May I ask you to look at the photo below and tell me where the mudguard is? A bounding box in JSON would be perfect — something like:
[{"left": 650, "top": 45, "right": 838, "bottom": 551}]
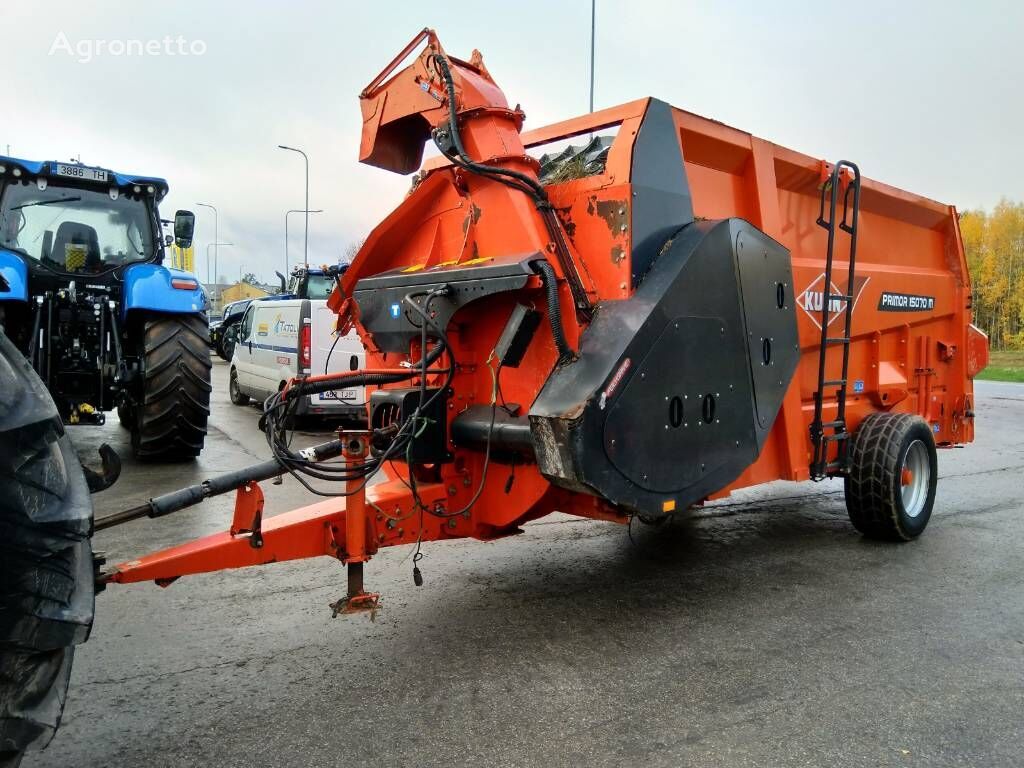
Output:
[
  {"left": 122, "top": 263, "right": 205, "bottom": 318},
  {"left": 0, "top": 248, "right": 28, "bottom": 302}
]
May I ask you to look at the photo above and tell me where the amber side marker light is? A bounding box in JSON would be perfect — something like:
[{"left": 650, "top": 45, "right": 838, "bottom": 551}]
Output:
[{"left": 171, "top": 278, "right": 199, "bottom": 290}]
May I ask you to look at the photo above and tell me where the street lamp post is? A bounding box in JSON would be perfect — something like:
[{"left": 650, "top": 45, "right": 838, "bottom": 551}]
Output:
[
  {"left": 285, "top": 208, "right": 323, "bottom": 274},
  {"left": 196, "top": 202, "right": 220, "bottom": 303},
  {"left": 205, "top": 241, "right": 233, "bottom": 311},
  {"left": 277, "top": 145, "right": 310, "bottom": 267},
  {"left": 589, "top": 0, "right": 596, "bottom": 112}
]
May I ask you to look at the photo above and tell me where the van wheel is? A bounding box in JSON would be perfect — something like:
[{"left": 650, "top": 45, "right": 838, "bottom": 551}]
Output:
[
  {"left": 844, "top": 412, "right": 937, "bottom": 541},
  {"left": 229, "top": 368, "right": 249, "bottom": 405},
  {"left": 0, "top": 331, "right": 94, "bottom": 762}
]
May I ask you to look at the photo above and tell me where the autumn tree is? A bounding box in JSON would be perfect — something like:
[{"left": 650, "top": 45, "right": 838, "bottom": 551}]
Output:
[{"left": 961, "top": 200, "right": 1024, "bottom": 349}]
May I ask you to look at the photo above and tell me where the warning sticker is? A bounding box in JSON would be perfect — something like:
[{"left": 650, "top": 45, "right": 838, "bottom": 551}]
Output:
[{"left": 878, "top": 292, "right": 935, "bottom": 312}]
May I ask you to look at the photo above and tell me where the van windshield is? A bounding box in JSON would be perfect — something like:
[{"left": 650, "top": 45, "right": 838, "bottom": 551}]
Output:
[{"left": 0, "top": 182, "right": 155, "bottom": 273}]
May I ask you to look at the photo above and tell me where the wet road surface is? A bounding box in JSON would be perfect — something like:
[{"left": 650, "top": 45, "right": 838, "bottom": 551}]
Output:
[{"left": 28, "top": 364, "right": 1024, "bottom": 767}]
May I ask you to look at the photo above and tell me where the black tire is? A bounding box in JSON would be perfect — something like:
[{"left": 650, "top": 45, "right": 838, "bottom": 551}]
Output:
[
  {"left": 229, "top": 367, "right": 249, "bottom": 405},
  {"left": 132, "top": 314, "right": 212, "bottom": 461},
  {"left": 844, "top": 412, "right": 937, "bottom": 541},
  {"left": 116, "top": 402, "right": 133, "bottom": 430},
  {"left": 0, "top": 331, "right": 94, "bottom": 761},
  {"left": 219, "top": 327, "right": 237, "bottom": 362}
]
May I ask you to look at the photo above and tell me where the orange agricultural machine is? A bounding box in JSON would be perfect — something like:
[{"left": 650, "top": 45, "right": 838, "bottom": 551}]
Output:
[{"left": 100, "top": 29, "right": 988, "bottom": 608}]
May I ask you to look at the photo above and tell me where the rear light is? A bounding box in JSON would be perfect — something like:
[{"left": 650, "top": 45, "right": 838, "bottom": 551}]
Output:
[
  {"left": 171, "top": 278, "right": 198, "bottom": 290},
  {"left": 300, "top": 324, "right": 311, "bottom": 370}
]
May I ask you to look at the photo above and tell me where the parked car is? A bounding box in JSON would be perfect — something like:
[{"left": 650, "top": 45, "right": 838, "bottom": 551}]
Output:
[
  {"left": 229, "top": 297, "right": 366, "bottom": 422},
  {"left": 206, "top": 312, "right": 223, "bottom": 346},
  {"left": 211, "top": 299, "right": 251, "bottom": 360}
]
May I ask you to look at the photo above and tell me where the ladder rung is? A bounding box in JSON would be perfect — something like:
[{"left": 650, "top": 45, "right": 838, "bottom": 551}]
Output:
[
  {"left": 827, "top": 293, "right": 853, "bottom": 301},
  {"left": 824, "top": 432, "right": 850, "bottom": 442},
  {"left": 826, "top": 461, "right": 846, "bottom": 471},
  {"left": 826, "top": 337, "right": 850, "bottom": 344},
  {"left": 822, "top": 378, "right": 846, "bottom": 386},
  {"left": 819, "top": 419, "right": 845, "bottom": 429}
]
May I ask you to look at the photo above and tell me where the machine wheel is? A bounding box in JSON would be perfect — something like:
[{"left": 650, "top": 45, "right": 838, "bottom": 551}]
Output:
[
  {"left": 0, "top": 331, "right": 94, "bottom": 763},
  {"left": 116, "top": 402, "right": 133, "bottom": 430},
  {"left": 844, "top": 412, "right": 937, "bottom": 541},
  {"left": 132, "top": 314, "right": 212, "bottom": 461},
  {"left": 218, "top": 326, "right": 238, "bottom": 362},
  {"left": 229, "top": 367, "right": 249, "bottom": 405}
]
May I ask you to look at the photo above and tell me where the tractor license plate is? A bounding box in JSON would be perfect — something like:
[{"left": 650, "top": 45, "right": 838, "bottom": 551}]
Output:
[
  {"left": 53, "top": 163, "right": 108, "bottom": 183},
  {"left": 318, "top": 389, "right": 357, "bottom": 402}
]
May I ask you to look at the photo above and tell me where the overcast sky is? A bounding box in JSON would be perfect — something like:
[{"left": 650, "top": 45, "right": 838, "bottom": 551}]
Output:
[{"left": 4, "top": 1, "right": 1021, "bottom": 284}]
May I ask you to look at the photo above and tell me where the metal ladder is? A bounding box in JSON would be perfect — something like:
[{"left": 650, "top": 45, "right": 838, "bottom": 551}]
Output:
[{"left": 809, "top": 160, "right": 862, "bottom": 480}]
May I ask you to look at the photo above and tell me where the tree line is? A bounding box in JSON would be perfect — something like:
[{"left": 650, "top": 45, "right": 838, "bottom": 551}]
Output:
[{"left": 961, "top": 200, "right": 1024, "bottom": 350}]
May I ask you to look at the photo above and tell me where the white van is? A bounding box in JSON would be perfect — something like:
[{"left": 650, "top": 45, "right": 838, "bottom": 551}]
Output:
[{"left": 228, "top": 298, "right": 366, "bottom": 421}]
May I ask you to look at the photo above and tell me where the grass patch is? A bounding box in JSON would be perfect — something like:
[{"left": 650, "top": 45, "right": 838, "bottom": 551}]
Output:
[{"left": 976, "top": 349, "right": 1024, "bottom": 382}]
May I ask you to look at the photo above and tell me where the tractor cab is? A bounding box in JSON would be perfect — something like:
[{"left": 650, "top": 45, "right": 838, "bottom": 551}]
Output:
[
  {"left": 276, "top": 263, "right": 346, "bottom": 300},
  {"left": 0, "top": 157, "right": 194, "bottom": 281},
  {"left": 0, "top": 156, "right": 211, "bottom": 460}
]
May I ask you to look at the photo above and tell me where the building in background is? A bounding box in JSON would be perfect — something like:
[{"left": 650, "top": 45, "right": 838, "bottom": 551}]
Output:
[
  {"left": 219, "top": 281, "right": 268, "bottom": 308},
  {"left": 201, "top": 282, "right": 268, "bottom": 315}
]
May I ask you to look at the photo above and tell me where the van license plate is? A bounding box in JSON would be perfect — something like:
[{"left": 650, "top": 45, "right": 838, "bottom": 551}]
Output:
[{"left": 319, "top": 389, "right": 357, "bottom": 402}]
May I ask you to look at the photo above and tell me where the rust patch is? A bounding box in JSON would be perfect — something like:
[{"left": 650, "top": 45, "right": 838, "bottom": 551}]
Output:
[
  {"left": 470, "top": 203, "right": 483, "bottom": 224},
  {"left": 610, "top": 245, "right": 625, "bottom": 264},
  {"left": 555, "top": 206, "right": 576, "bottom": 239},
  {"left": 593, "top": 199, "right": 628, "bottom": 235}
]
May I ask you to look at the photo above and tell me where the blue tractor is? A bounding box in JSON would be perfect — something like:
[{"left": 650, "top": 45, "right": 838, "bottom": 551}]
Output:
[{"left": 0, "top": 156, "right": 211, "bottom": 461}]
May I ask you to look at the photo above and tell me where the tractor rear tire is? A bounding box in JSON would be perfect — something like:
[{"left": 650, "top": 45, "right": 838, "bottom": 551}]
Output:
[
  {"left": 844, "top": 412, "right": 937, "bottom": 541},
  {"left": 132, "top": 314, "right": 212, "bottom": 462},
  {"left": 0, "top": 331, "right": 94, "bottom": 763}
]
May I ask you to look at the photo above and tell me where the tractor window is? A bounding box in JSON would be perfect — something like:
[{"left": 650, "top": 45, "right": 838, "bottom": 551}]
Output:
[
  {"left": 305, "top": 274, "right": 336, "bottom": 300},
  {"left": 0, "top": 182, "right": 155, "bottom": 273}
]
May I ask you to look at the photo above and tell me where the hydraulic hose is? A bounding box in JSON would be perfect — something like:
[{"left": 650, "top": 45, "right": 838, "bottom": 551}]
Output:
[
  {"left": 431, "top": 54, "right": 547, "bottom": 203},
  {"left": 295, "top": 371, "right": 414, "bottom": 398},
  {"left": 534, "top": 260, "right": 575, "bottom": 364},
  {"left": 94, "top": 437, "right": 346, "bottom": 530},
  {"left": 430, "top": 53, "right": 592, "bottom": 320}
]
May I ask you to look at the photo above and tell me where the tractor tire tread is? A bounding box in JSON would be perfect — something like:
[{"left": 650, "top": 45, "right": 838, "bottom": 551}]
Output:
[
  {"left": 133, "top": 314, "right": 211, "bottom": 461},
  {"left": 0, "top": 330, "right": 94, "bottom": 758}
]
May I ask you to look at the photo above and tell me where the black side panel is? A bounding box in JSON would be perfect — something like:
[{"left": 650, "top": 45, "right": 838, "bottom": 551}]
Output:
[
  {"left": 629, "top": 99, "right": 694, "bottom": 286},
  {"left": 529, "top": 218, "right": 798, "bottom": 516},
  {"left": 353, "top": 258, "right": 535, "bottom": 353},
  {"left": 735, "top": 227, "right": 798, "bottom": 430},
  {"left": 604, "top": 316, "right": 756, "bottom": 493}
]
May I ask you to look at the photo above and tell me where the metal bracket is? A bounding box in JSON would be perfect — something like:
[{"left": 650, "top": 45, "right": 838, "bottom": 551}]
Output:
[{"left": 230, "top": 482, "right": 265, "bottom": 549}]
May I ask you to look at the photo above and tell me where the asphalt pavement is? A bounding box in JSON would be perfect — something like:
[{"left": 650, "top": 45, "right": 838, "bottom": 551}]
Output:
[{"left": 28, "top": 363, "right": 1024, "bottom": 767}]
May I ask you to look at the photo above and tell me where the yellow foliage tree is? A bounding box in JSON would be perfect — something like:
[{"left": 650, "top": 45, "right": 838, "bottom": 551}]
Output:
[{"left": 961, "top": 200, "right": 1024, "bottom": 349}]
